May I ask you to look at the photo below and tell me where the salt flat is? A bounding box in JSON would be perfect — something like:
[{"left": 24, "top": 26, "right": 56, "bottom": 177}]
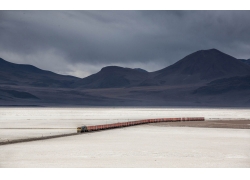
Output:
[
  {"left": 0, "top": 107, "right": 249, "bottom": 167},
  {"left": 0, "top": 107, "right": 250, "bottom": 142},
  {"left": 1, "top": 107, "right": 250, "bottom": 128},
  {"left": 0, "top": 125, "right": 249, "bottom": 168}
]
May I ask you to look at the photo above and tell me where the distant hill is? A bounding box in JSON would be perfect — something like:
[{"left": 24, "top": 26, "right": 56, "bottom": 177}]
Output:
[
  {"left": 0, "top": 58, "right": 81, "bottom": 88},
  {"left": 72, "top": 66, "right": 149, "bottom": 89},
  {"left": 151, "top": 49, "right": 250, "bottom": 85}
]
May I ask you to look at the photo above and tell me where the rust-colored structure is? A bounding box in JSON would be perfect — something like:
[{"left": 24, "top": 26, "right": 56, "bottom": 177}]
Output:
[{"left": 77, "top": 117, "right": 205, "bottom": 133}]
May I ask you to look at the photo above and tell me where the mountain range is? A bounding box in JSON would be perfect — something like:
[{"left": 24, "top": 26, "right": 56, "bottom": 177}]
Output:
[{"left": 1, "top": 49, "right": 250, "bottom": 107}]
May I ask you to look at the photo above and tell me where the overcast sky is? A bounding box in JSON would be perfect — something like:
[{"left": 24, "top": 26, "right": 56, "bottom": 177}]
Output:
[{"left": 0, "top": 11, "right": 250, "bottom": 78}]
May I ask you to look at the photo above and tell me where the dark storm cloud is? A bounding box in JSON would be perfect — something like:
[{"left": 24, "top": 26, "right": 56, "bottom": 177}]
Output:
[{"left": 0, "top": 11, "right": 250, "bottom": 77}]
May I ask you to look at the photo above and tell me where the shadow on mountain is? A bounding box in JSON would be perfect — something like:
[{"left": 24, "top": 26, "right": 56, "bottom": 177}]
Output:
[
  {"left": 240, "top": 59, "right": 250, "bottom": 66},
  {"left": 193, "top": 75, "right": 250, "bottom": 95},
  {"left": 0, "top": 89, "right": 39, "bottom": 99}
]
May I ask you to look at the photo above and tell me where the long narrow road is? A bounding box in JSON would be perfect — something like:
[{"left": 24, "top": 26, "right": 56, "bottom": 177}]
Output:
[{"left": 0, "top": 117, "right": 204, "bottom": 146}]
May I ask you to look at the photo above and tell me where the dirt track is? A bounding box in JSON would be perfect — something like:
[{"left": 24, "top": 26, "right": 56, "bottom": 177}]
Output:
[
  {"left": 152, "top": 120, "right": 250, "bottom": 129},
  {"left": 0, "top": 133, "right": 77, "bottom": 146},
  {"left": 1, "top": 120, "right": 249, "bottom": 146}
]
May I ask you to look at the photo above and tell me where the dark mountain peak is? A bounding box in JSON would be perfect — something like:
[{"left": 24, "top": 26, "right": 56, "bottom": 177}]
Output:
[
  {"left": 198, "top": 48, "right": 221, "bottom": 53},
  {"left": 100, "top": 66, "right": 128, "bottom": 72},
  {"left": 153, "top": 49, "right": 250, "bottom": 85},
  {"left": 240, "top": 59, "right": 250, "bottom": 66},
  {"left": 100, "top": 66, "right": 148, "bottom": 75},
  {"left": 172, "top": 48, "right": 250, "bottom": 71},
  {"left": 101, "top": 66, "right": 123, "bottom": 70},
  {"left": 73, "top": 66, "right": 149, "bottom": 89},
  {"left": 207, "top": 48, "right": 219, "bottom": 51},
  {"left": 134, "top": 68, "right": 148, "bottom": 73},
  {"left": 183, "top": 48, "right": 234, "bottom": 61}
]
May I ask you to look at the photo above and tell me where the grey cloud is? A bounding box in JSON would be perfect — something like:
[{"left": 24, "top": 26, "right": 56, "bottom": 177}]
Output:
[{"left": 0, "top": 11, "right": 250, "bottom": 77}]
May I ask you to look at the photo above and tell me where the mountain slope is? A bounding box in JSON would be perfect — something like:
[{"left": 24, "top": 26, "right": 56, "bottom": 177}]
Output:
[
  {"left": 240, "top": 59, "right": 250, "bottom": 66},
  {"left": 0, "top": 89, "right": 39, "bottom": 99},
  {"left": 150, "top": 49, "right": 250, "bottom": 85},
  {"left": 72, "top": 66, "right": 149, "bottom": 89},
  {"left": 193, "top": 75, "right": 250, "bottom": 95},
  {"left": 133, "top": 68, "right": 148, "bottom": 73},
  {"left": 0, "top": 58, "right": 81, "bottom": 88}
]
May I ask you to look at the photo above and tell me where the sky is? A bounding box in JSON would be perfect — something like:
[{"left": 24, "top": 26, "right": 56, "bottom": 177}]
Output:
[{"left": 0, "top": 10, "right": 250, "bottom": 78}]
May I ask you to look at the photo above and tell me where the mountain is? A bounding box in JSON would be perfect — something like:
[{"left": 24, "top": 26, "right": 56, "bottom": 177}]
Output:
[
  {"left": 193, "top": 75, "right": 250, "bottom": 95},
  {"left": 150, "top": 49, "right": 250, "bottom": 85},
  {"left": 75, "top": 49, "right": 250, "bottom": 88},
  {"left": 72, "top": 66, "right": 149, "bottom": 89},
  {"left": 2, "top": 49, "right": 250, "bottom": 89},
  {"left": 133, "top": 68, "right": 148, "bottom": 73},
  {"left": 0, "top": 88, "right": 39, "bottom": 99},
  {"left": 240, "top": 59, "right": 250, "bottom": 66},
  {"left": 0, "top": 58, "right": 81, "bottom": 88},
  {"left": 2, "top": 49, "right": 250, "bottom": 107}
]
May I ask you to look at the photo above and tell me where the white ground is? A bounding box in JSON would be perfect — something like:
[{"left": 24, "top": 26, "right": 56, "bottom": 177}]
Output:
[
  {"left": 1, "top": 107, "right": 250, "bottom": 142},
  {"left": 1, "top": 107, "right": 250, "bottom": 128},
  {"left": 0, "top": 107, "right": 250, "bottom": 167},
  {"left": 0, "top": 125, "right": 250, "bottom": 168}
]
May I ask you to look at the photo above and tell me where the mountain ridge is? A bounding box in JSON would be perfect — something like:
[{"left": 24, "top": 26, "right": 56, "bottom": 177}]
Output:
[
  {"left": 1, "top": 48, "right": 250, "bottom": 106},
  {"left": 72, "top": 66, "right": 150, "bottom": 89},
  {"left": 1, "top": 48, "right": 250, "bottom": 89},
  {"left": 0, "top": 57, "right": 81, "bottom": 88},
  {"left": 150, "top": 49, "right": 250, "bottom": 85}
]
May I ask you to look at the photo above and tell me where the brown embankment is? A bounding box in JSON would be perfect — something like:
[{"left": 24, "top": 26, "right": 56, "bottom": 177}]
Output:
[
  {"left": 84, "top": 117, "right": 204, "bottom": 132},
  {"left": 0, "top": 133, "right": 78, "bottom": 146},
  {"left": 0, "top": 117, "right": 204, "bottom": 146}
]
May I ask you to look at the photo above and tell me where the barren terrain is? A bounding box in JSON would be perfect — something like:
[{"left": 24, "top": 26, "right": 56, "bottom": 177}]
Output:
[
  {"left": 0, "top": 107, "right": 250, "bottom": 167},
  {"left": 0, "top": 125, "right": 249, "bottom": 168}
]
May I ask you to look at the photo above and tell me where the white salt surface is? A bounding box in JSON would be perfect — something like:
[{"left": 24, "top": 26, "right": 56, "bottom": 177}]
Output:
[
  {"left": 1, "top": 107, "right": 250, "bottom": 128},
  {"left": 0, "top": 125, "right": 249, "bottom": 168},
  {"left": 0, "top": 107, "right": 249, "bottom": 141}
]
